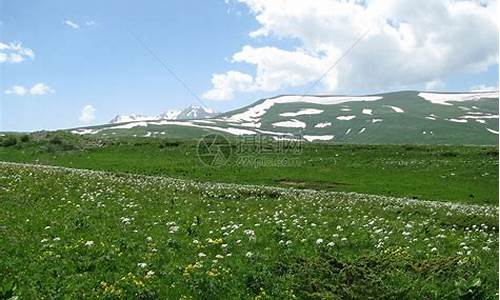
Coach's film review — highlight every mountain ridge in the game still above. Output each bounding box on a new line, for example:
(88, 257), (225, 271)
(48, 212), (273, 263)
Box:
(109, 105), (217, 124)
(71, 90), (499, 145)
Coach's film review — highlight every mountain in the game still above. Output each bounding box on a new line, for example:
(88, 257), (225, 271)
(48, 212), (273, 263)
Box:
(156, 109), (182, 120)
(73, 91), (499, 145)
(109, 114), (153, 124)
(176, 105), (216, 119)
(109, 105), (216, 124)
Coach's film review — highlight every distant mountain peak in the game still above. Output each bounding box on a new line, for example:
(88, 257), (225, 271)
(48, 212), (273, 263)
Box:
(178, 105), (216, 119)
(109, 105), (217, 124)
(109, 114), (152, 124)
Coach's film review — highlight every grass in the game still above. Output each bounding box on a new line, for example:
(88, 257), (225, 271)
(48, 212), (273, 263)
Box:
(0, 133), (497, 205)
(0, 162), (498, 299)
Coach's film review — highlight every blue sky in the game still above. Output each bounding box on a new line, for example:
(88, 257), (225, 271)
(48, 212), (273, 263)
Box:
(1, 0), (498, 131)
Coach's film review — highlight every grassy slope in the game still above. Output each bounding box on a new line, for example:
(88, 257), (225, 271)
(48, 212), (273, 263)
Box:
(66, 92), (499, 145)
(0, 163), (497, 299)
(0, 137), (497, 205)
(257, 92), (499, 145)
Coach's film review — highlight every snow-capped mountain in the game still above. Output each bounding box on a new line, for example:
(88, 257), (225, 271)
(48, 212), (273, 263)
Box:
(157, 109), (182, 120)
(176, 105), (216, 120)
(109, 114), (153, 124)
(109, 105), (216, 124)
(76, 91), (498, 145)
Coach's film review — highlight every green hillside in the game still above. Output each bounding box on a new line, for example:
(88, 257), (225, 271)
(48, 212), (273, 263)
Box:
(69, 91), (499, 145)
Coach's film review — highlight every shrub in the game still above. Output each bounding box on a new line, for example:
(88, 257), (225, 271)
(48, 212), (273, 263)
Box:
(49, 136), (63, 145)
(20, 135), (30, 143)
(1, 136), (17, 147)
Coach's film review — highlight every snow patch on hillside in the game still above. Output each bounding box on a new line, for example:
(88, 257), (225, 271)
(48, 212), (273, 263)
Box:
(110, 122), (149, 129)
(486, 128), (499, 134)
(385, 105), (404, 113)
(71, 129), (100, 135)
(448, 118), (468, 123)
(459, 115), (499, 119)
(150, 120), (256, 135)
(255, 129), (294, 137)
(75, 120), (256, 136)
(272, 119), (307, 128)
(225, 95), (382, 124)
(192, 120), (217, 124)
(303, 135), (334, 142)
(240, 122), (262, 128)
(280, 108), (323, 117)
(337, 115), (356, 120)
(314, 122), (332, 128)
(362, 109), (373, 115)
(418, 92), (498, 106)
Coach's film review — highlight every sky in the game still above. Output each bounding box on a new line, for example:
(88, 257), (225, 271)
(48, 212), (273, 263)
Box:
(0, 0), (498, 132)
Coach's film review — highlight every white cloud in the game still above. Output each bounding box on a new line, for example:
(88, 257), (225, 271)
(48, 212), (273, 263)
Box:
(205, 0), (499, 100)
(85, 20), (96, 26)
(425, 80), (445, 91)
(232, 46), (336, 91)
(64, 20), (80, 29)
(30, 83), (54, 95)
(0, 41), (35, 63)
(5, 86), (28, 96)
(470, 84), (498, 92)
(5, 83), (54, 96)
(79, 105), (96, 124)
(203, 46), (334, 100)
(203, 70), (254, 100)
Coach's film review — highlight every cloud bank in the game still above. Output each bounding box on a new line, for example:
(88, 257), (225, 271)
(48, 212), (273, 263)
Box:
(204, 0), (499, 100)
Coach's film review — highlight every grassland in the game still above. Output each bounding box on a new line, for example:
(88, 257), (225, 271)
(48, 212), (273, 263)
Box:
(0, 133), (498, 298)
(0, 133), (497, 205)
(0, 162), (498, 299)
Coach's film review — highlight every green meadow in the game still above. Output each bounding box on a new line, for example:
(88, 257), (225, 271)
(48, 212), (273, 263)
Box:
(0, 133), (498, 298)
(0, 133), (497, 204)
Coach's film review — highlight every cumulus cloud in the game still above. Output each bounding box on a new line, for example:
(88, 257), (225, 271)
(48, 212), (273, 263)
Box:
(203, 71), (254, 100)
(204, 0), (499, 100)
(79, 105), (96, 124)
(5, 83), (54, 96)
(0, 41), (35, 63)
(64, 20), (80, 29)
